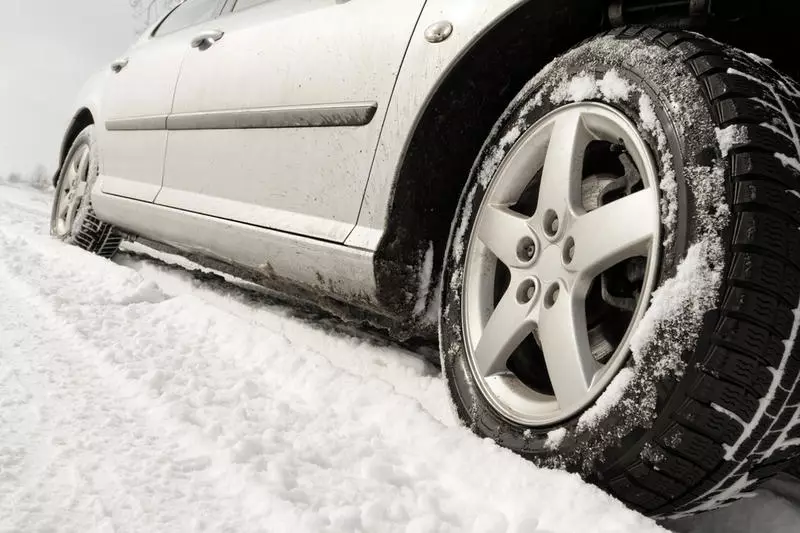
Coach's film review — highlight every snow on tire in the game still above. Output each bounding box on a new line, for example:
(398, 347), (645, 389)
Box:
(440, 26), (800, 518)
(51, 125), (122, 259)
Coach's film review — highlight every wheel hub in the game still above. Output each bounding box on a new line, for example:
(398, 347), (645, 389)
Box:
(462, 102), (661, 426)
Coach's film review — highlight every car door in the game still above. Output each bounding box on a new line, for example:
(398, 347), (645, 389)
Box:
(156, 0), (427, 243)
(99, 0), (227, 202)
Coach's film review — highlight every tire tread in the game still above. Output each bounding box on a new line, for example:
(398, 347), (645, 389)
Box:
(593, 28), (800, 517)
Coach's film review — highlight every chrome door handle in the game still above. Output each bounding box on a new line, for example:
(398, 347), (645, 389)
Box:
(110, 58), (129, 73)
(190, 30), (224, 49)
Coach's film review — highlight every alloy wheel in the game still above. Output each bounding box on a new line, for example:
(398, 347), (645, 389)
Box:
(462, 102), (661, 425)
(53, 144), (91, 237)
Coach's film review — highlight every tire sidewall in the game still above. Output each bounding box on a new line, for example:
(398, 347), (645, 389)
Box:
(440, 36), (729, 474)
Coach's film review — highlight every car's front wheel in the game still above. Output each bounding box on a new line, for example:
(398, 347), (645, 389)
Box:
(441, 27), (800, 517)
(51, 125), (122, 258)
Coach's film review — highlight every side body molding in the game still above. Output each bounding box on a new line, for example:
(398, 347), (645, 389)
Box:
(105, 102), (379, 131)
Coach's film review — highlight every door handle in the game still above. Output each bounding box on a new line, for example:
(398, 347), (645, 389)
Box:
(190, 30), (224, 49)
(110, 58), (129, 73)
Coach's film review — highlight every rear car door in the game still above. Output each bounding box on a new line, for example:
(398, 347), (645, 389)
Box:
(156, 0), (427, 242)
(99, 0), (227, 202)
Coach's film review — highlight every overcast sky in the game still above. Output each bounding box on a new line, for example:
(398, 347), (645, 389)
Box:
(1, 0), (139, 176)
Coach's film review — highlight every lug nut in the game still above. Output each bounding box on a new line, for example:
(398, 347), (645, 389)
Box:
(518, 279), (537, 304)
(544, 210), (559, 237)
(526, 285), (536, 301)
(545, 284), (560, 308)
(564, 237), (575, 264)
(517, 237), (536, 262)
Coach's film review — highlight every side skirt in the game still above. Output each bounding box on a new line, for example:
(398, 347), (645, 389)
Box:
(92, 186), (388, 316)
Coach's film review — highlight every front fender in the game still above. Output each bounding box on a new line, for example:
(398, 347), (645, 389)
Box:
(54, 69), (110, 185)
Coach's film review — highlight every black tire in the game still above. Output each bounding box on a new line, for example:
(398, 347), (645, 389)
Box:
(787, 460), (800, 481)
(440, 26), (800, 518)
(51, 125), (122, 259)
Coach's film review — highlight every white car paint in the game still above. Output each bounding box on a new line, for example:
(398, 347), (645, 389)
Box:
(98, 24), (203, 202)
(73, 0), (529, 302)
(348, 0), (530, 250)
(157, 0), (426, 242)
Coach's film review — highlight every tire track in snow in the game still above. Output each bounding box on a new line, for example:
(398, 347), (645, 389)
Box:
(0, 264), (270, 532)
(0, 182), (664, 532)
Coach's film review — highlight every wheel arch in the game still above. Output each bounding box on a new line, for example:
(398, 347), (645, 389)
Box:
(54, 108), (95, 187)
(373, 0), (606, 326)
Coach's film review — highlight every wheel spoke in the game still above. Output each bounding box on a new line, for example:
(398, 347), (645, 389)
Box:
(75, 181), (88, 198)
(536, 110), (594, 219)
(537, 288), (599, 410)
(76, 146), (90, 180)
(64, 200), (79, 230)
(477, 204), (533, 268)
(57, 195), (70, 219)
(473, 286), (534, 377)
(63, 165), (77, 190)
(566, 190), (658, 279)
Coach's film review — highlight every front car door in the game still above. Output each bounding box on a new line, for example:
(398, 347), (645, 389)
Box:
(156, 0), (427, 242)
(98, 0), (227, 202)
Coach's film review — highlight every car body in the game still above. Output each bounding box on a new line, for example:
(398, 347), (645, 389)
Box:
(55, 0), (795, 339)
(62, 0), (550, 335)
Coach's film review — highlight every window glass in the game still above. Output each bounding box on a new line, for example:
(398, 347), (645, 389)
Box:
(154, 0), (223, 36)
(232, 0), (279, 12)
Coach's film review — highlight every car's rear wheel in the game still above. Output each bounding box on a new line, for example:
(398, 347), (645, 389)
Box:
(51, 125), (122, 258)
(440, 27), (800, 518)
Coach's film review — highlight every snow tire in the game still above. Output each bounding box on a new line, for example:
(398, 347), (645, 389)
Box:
(440, 26), (800, 518)
(51, 125), (122, 259)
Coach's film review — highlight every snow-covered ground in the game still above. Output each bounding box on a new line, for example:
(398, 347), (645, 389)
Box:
(0, 180), (797, 532)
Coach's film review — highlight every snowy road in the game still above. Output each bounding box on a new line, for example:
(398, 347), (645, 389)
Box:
(0, 180), (797, 533)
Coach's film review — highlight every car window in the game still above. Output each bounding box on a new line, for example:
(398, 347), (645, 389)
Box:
(232, 0), (280, 12)
(154, 0), (224, 36)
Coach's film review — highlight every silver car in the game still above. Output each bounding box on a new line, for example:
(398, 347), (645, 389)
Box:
(50, 0), (800, 517)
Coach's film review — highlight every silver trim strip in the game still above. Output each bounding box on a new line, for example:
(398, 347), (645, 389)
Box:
(105, 103), (377, 131)
(106, 115), (168, 131)
(166, 102), (378, 130)
(106, 102), (378, 131)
